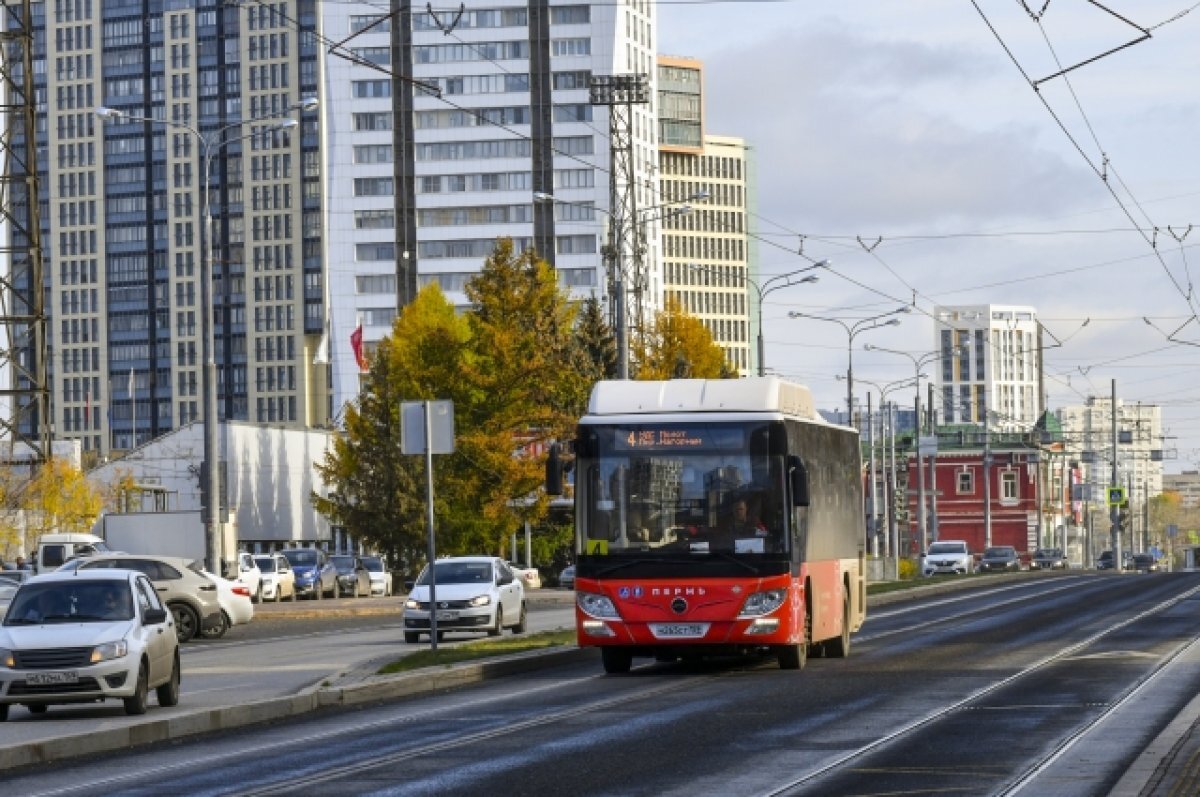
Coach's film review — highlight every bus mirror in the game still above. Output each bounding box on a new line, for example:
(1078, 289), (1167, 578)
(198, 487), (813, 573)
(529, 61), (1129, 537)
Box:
(789, 455), (810, 507)
(546, 443), (563, 496)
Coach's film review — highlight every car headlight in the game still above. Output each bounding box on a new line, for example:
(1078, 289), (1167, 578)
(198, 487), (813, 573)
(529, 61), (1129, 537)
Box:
(738, 589), (787, 618)
(405, 598), (420, 610)
(468, 594), (491, 607)
(576, 591), (619, 619)
(0, 647), (13, 668)
(90, 640), (129, 664)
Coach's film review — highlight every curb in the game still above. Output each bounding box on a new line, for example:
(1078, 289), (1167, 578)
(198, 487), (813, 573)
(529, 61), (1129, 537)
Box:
(0, 645), (594, 772)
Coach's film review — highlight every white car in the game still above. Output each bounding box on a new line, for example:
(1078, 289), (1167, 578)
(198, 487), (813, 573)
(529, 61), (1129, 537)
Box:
(200, 571), (254, 638)
(404, 556), (526, 643)
(361, 556), (392, 597)
(254, 553), (296, 602)
(506, 560), (542, 590)
(922, 540), (975, 577)
(0, 569), (180, 720)
(234, 552), (264, 603)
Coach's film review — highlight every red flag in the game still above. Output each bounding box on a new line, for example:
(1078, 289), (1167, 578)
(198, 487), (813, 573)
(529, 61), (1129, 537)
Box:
(350, 323), (366, 372)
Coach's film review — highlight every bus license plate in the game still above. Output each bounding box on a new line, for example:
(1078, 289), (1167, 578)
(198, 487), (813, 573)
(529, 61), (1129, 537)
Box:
(26, 671), (78, 686)
(435, 611), (459, 621)
(651, 623), (708, 639)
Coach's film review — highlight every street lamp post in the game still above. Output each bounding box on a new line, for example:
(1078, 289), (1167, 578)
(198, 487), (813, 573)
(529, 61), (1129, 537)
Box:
(864, 343), (957, 556)
(846, 373), (921, 564)
(533, 190), (707, 378)
(96, 98), (318, 574)
(788, 308), (908, 422)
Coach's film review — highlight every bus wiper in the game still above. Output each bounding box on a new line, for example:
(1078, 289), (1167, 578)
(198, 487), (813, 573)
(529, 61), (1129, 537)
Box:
(594, 558), (695, 577)
(709, 550), (761, 574)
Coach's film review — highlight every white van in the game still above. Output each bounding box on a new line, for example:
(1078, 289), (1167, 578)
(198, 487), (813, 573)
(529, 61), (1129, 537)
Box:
(35, 532), (114, 573)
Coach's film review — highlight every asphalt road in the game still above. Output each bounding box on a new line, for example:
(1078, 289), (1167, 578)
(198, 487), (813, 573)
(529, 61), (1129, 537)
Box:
(4, 573), (1199, 796)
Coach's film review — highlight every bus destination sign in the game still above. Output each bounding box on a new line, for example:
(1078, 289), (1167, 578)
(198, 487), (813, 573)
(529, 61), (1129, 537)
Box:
(610, 425), (745, 451)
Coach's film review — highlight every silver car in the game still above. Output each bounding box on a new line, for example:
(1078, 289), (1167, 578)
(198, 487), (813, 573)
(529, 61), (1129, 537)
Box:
(0, 569), (180, 720)
(404, 556), (526, 643)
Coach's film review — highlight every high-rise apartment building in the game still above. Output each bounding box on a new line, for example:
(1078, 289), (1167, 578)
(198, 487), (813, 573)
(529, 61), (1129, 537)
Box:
(13, 0), (326, 457)
(324, 1), (659, 413)
(934, 304), (1042, 430)
(657, 56), (751, 374)
(1057, 397), (1163, 506)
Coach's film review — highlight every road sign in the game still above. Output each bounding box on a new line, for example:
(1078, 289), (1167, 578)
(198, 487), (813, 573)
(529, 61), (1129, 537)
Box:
(1106, 486), (1125, 507)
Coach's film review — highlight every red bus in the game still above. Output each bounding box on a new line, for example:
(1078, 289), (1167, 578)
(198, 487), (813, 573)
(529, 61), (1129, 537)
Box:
(556, 377), (866, 673)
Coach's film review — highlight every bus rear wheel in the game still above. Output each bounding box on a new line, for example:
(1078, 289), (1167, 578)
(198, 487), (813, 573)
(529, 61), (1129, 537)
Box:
(824, 590), (851, 659)
(779, 599), (811, 670)
(601, 647), (633, 674)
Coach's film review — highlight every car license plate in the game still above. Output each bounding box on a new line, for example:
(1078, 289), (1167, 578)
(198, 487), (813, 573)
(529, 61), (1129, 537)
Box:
(26, 671), (78, 686)
(650, 623), (708, 639)
(435, 611), (459, 621)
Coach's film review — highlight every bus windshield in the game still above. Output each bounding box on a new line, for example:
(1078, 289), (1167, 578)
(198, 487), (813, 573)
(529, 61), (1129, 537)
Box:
(579, 421), (788, 556)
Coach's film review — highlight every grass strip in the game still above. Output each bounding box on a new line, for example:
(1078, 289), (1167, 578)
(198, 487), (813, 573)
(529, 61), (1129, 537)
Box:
(379, 629), (577, 674)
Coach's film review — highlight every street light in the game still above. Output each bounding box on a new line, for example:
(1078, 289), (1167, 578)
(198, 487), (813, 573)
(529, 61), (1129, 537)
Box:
(788, 307), (908, 421)
(864, 342), (958, 556)
(697, 262), (827, 377)
(533, 189), (707, 379)
(96, 98), (318, 575)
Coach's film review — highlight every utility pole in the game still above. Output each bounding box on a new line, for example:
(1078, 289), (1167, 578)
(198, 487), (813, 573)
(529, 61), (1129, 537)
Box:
(984, 405), (993, 549)
(916, 392), (927, 555)
(590, 74), (648, 379)
(1111, 379), (1121, 570)
(868, 392), (878, 556)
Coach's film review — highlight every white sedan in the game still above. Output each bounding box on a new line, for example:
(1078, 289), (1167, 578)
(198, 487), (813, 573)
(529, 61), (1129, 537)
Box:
(0, 569), (180, 720)
(254, 553), (296, 602)
(404, 556), (526, 643)
(201, 570), (254, 638)
(361, 556), (393, 597)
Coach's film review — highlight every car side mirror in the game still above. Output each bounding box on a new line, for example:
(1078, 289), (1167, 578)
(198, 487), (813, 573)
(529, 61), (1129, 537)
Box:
(144, 607), (168, 625)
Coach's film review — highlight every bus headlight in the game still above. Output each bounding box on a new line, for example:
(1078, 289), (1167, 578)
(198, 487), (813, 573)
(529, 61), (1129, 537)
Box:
(576, 591), (620, 619)
(738, 589), (787, 618)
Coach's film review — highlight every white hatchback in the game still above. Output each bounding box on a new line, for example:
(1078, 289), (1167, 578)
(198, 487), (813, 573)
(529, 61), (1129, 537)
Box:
(404, 556), (526, 643)
(0, 569), (180, 720)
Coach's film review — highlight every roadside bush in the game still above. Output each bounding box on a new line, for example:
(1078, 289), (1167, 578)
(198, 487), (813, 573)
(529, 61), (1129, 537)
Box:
(898, 558), (919, 580)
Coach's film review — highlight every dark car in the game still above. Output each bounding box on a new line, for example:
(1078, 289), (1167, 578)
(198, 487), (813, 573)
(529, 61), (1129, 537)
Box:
(329, 555), (372, 598)
(1132, 554), (1160, 573)
(978, 546), (1021, 573)
(1096, 550), (1134, 571)
(1030, 548), (1067, 570)
(281, 548), (337, 600)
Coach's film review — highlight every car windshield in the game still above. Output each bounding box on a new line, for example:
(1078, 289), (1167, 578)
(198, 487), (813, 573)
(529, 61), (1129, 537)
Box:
(4, 582), (134, 625)
(984, 548), (1012, 557)
(417, 562), (493, 585)
(928, 543), (965, 555)
(283, 550), (318, 567)
(330, 556), (355, 572)
(362, 558), (383, 572)
(255, 558), (276, 573)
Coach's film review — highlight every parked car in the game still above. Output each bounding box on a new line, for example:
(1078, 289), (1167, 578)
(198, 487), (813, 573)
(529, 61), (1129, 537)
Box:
(0, 570), (31, 586)
(0, 569), (180, 720)
(281, 548), (337, 600)
(559, 564), (575, 590)
(330, 555), (372, 598)
(233, 552), (264, 603)
(1030, 548), (1068, 570)
(361, 556), (392, 597)
(58, 554), (223, 643)
(506, 560), (542, 590)
(978, 546), (1021, 573)
(200, 570), (254, 638)
(922, 540), (974, 576)
(254, 553), (296, 602)
(403, 556), (526, 643)
(1132, 554), (1161, 573)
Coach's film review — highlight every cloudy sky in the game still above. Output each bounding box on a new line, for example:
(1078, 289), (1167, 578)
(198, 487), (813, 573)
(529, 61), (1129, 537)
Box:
(658, 0), (1200, 472)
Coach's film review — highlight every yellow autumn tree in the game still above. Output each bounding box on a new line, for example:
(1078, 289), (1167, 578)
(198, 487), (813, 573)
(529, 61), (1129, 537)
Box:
(635, 295), (733, 379)
(22, 458), (104, 545)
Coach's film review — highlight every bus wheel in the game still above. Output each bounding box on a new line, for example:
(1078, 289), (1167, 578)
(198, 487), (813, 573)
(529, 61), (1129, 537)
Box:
(601, 647), (633, 674)
(825, 590), (852, 659)
(779, 601), (811, 670)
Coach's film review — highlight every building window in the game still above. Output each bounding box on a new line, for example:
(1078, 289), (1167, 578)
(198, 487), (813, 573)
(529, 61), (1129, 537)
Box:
(1000, 470), (1018, 503)
(956, 469), (974, 494)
